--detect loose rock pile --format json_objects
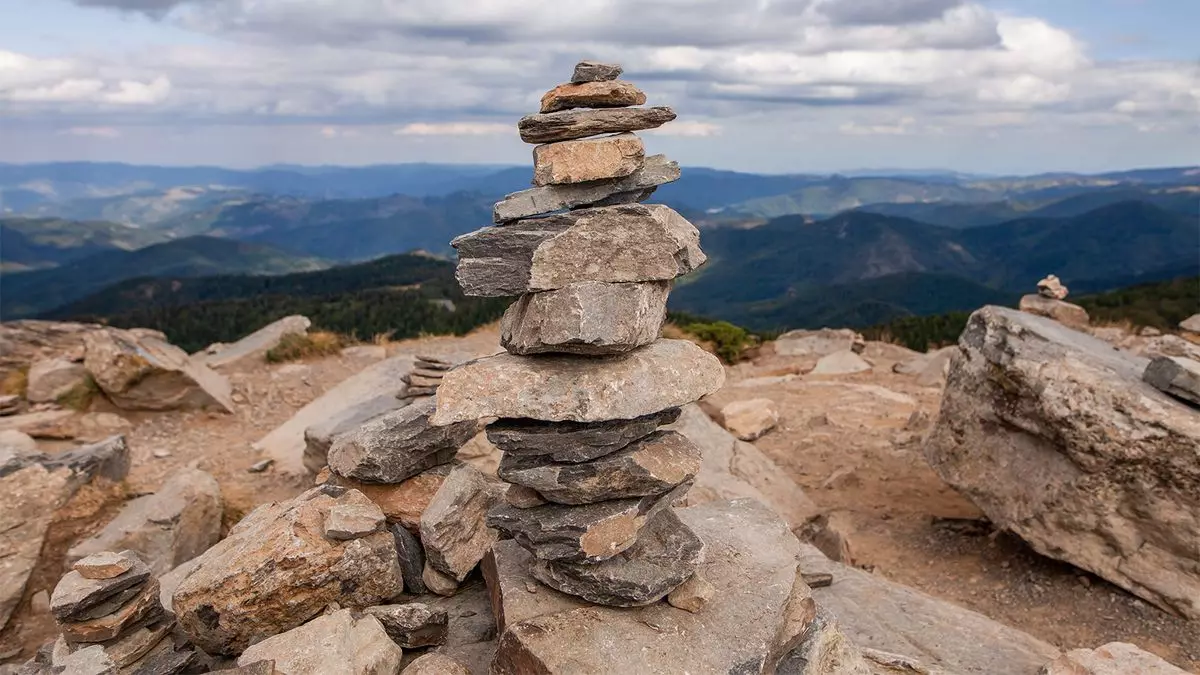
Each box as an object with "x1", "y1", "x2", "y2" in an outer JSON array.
[{"x1": 431, "y1": 61, "x2": 725, "y2": 608}]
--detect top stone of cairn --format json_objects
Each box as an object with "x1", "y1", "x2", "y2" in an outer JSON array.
[{"x1": 572, "y1": 61, "x2": 623, "y2": 83}]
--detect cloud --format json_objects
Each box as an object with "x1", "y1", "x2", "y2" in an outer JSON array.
[
  {"x1": 59, "y1": 126, "x2": 122, "y2": 138},
  {"x1": 815, "y1": 0, "x2": 963, "y2": 25},
  {"x1": 395, "y1": 122, "x2": 512, "y2": 136},
  {"x1": 839, "y1": 116, "x2": 916, "y2": 135},
  {"x1": 70, "y1": 0, "x2": 190, "y2": 16},
  {"x1": 645, "y1": 121, "x2": 723, "y2": 136}
]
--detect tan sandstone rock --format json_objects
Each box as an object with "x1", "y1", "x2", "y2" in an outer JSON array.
[
  {"x1": 83, "y1": 327, "x2": 233, "y2": 412},
  {"x1": 532, "y1": 133, "x2": 645, "y2": 186},
  {"x1": 716, "y1": 398, "x2": 780, "y2": 441},
  {"x1": 1040, "y1": 642, "x2": 1189, "y2": 675},
  {"x1": 539, "y1": 80, "x2": 646, "y2": 114},
  {"x1": 26, "y1": 358, "x2": 90, "y2": 404},
  {"x1": 237, "y1": 609, "x2": 403, "y2": 675},
  {"x1": 1019, "y1": 293, "x2": 1090, "y2": 329}
]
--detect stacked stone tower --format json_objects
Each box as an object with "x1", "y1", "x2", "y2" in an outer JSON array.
[{"x1": 431, "y1": 61, "x2": 725, "y2": 607}]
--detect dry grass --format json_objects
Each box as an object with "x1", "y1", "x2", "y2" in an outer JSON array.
[
  {"x1": 265, "y1": 331, "x2": 345, "y2": 363},
  {"x1": 0, "y1": 368, "x2": 29, "y2": 397}
]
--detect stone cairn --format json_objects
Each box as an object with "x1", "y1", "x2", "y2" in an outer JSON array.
[
  {"x1": 47, "y1": 550, "x2": 194, "y2": 672},
  {"x1": 398, "y1": 354, "x2": 455, "y2": 401},
  {"x1": 430, "y1": 61, "x2": 726, "y2": 607}
]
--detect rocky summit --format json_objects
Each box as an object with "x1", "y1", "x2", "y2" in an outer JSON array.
[{"x1": 431, "y1": 61, "x2": 726, "y2": 611}]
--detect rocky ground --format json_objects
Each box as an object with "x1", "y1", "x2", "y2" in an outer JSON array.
[{"x1": 1, "y1": 317, "x2": 1197, "y2": 672}]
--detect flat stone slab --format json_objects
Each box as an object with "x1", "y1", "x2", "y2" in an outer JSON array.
[
  {"x1": 327, "y1": 398, "x2": 478, "y2": 483},
  {"x1": 51, "y1": 558, "x2": 152, "y2": 623},
  {"x1": 540, "y1": 80, "x2": 646, "y2": 113},
  {"x1": 571, "y1": 61, "x2": 622, "y2": 83},
  {"x1": 201, "y1": 315, "x2": 310, "y2": 369},
  {"x1": 1042, "y1": 642, "x2": 1190, "y2": 675},
  {"x1": 432, "y1": 339, "x2": 724, "y2": 425},
  {"x1": 452, "y1": 204, "x2": 705, "y2": 297},
  {"x1": 797, "y1": 543, "x2": 1060, "y2": 674},
  {"x1": 501, "y1": 281, "x2": 669, "y2": 356},
  {"x1": 519, "y1": 107, "x2": 676, "y2": 144},
  {"x1": 487, "y1": 408, "x2": 680, "y2": 463},
  {"x1": 1143, "y1": 355, "x2": 1200, "y2": 405},
  {"x1": 486, "y1": 484, "x2": 686, "y2": 563},
  {"x1": 488, "y1": 499, "x2": 810, "y2": 674},
  {"x1": 73, "y1": 551, "x2": 137, "y2": 580},
  {"x1": 498, "y1": 430, "x2": 700, "y2": 504},
  {"x1": 303, "y1": 393, "x2": 409, "y2": 474},
  {"x1": 531, "y1": 509, "x2": 703, "y2": 607},
  {"x1": 493, "y1": 155, "x2": 680, "y2": 223},
  {"x1": 533, "y1": 132, "x2": 644, "y2": 186},
  {"x1": 1019, "y1": 293, "x2": 1090, "y2": 329},
  {"x1": 236, "y1": 609, "x2": 403, "y2": 675}
]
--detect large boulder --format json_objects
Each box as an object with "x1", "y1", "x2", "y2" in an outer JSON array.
[
  {"x1": 201, "y1": 315, "x2": 311, "y2": 370},
  {"x1": 431, "y1": 339, "x2": 724, "y2": 425},
  {"x1": 83, "y1": 327, "x2": 233, "y2": 412},
  {"x1": 0, "y1": 436, "x2": 130, "y2": 630},
  {"x1": 172, "y1": 486, "x2": 404, "y2": 654},
  {"x1": 925, "y1": 306, "x2": 1200, "y2": 620},
  {"x1": 236, "y1": 609, "x2": 403, "y2": 675},
  {"x1": 25, "y1": 358, "x2": 90, "y2": 404},
  {"x1": 67, "y1": 467, "x2": 222, "y2": 575},
  {"x1": 0, "y1": 320, "x2": 96, "y2": 378}
]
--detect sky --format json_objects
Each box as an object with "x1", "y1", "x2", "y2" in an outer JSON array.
[{"x1": 0, "y1": 0, "x2": 1197, "y2": 174}]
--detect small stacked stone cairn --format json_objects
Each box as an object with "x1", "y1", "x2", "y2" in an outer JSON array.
[
  {"x1": 430, "y1": 61, "x2": 725, "y2": 607},
  {"x1": 398, "y1": 354, "x2": 454, "y2": 401},
  {"x1": 48, "y1": 550, "x2": 195, "y2": 672},
  {"x1": 1019, "y1": 273, "x2": 1090, "y2": 329}
]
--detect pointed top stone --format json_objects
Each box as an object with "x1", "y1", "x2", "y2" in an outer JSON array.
[{"x1": 572, "y1": 61, "x2": 623, "y2": 83}]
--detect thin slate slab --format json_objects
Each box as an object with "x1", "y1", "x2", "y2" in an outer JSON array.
[
  {"x1": 487, "y1": 408, "x2": 680, "y2": 463},
  {"x1": 51, "y1": 558, "x2": 152, "y2": 622},
  {"x1": 519, "y1": 107, "x2": 675, "y2": 144},
  {"x1": 540, "y1": 80, "x2": 646, "y2": 113},
  {"x1": 532, "y1": 509, "x2": 703, "y2": 607},
  {"x1": 501, "y1": 281, "x2": 669, "y2": 356},
  {"x1": 431, "y1": 339, "x2": 723, "y2": 425},
  {"x1": 493, "y1": 154, "x2": 679, "y2": 223},
  {"x1": 486, "y1": 483, "x2": 687, "y2": 563},
  {"x1": 498, "y1": 430, "x2": 700, "y2": 505},
  {"x1": 327, "y1": 397, "x2": 477, "y2": 483},
  {"x1": 73, "y1": 551, "x2": 137, "y2": 580},
  {"x1": 453, "y1": 203, "x2": 705, "y2": 297}
]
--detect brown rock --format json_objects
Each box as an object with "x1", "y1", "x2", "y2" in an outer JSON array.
[
  {"x1": 501, "y1": 281, "x2": 668, "y2": 356},
  {"x1": 571, "y1": 61, "x2": 623, "y2": 83},
  {"x1": 420, "y1": 464, "x2": 501, "y2": 581},
  {"x1": 236, "y1": 609, "x2": 403, "y2": 675},
  {"x1": 1019, "y1": 294, "x2": 1090, "y2": 329},
  {"x1": 540, "y1": 80, "x2": 646, "y2": 113},
  {"x1": 51, "y1": 556, "x2": 152, "y2": 622},
  {"x1": 171, "y1": 486, "x2": 404, "y2": 655},
  {"x1": 83, "y1": 327, "x2": 233, "y2": 412},
  {"x1": 519, "y1": 107, "x2": 675, "y2": 144},
  {"x1": 60, "y1": 579, "x2": 165, "y2": 643},
  {"x1": 321, "y1": 463, "x2": 451, "y2": 532},
  {"x1": 716, "y1": 398, "x2": 780, "y2": 441},
  {"x1": 98, "y1": 617, "x2": 174, "y2": 667},
  {"x1": 73, "y1": 551, "x2": 136, "y2": 580},
  {"x1": 363, "y1": 603, "x2": 448, "y2": 648},
  {"x1": 422, "y1": 562, "x2": 460, "y2": 597},
  {"x1": 26, "y1": 358, "x2": 89, "y2": 404},
  {"x1": 323, "y1": 502, "x2": 386, "y2": 540},
  {"x1": 532, "y1": 133, "x2": 644, "y2": 186},
  {"x1": 666, "y1": 573, "x2": 715, "y2": 613},
  {"x1": 497, "y1": 430, "x2": 700, "y2": 505},
  {"x1": 1040, "y1": 642, "x2": 1189, "y2": 674},
  {"x1": 504, "y1": 484, "x2": 547, "y2": 508}
]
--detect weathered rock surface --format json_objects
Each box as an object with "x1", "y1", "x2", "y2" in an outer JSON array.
[
  {"x1": 255, "y1": 355, "x2": 416, "y2": 475},
  {"x1": 570, "y1": 61, "x2": 622, "y2": 83},
  {"x1": 26, "y1": 358, "x2": 89, "y2": 404},
  {"x1": 716, "y1": 398, "x2": 780, "y2": 441},
  {"x1": 236, "y1": 609, "x2": 403, "y2": 675},
  {"x1": 51, "y1": 557, "x2": 151, "y2": 623},
  {"x1": 67, "y1": 467, "x2": 222, "y2": 575},
  {"x1": 1037, "y1": 274, "x2": 1069, "y2": 300},
  {"x1": 533, "y1": 132, "x2": 644, "y2": 186},
  {"x1": 540, "y1": 80, "x2": 646, "y2": 113},
  {"x1": 503, "y1": 484, "x2": 547, "y2": 508},
  {"x1": 666, "y1": 572, "x2": 714, "y2": 613},
  {"x1": 60, "y1": 578, "x2": 165, "y2": 643},
  {"x1": 487, "y1": 408, "x2": 679, "y2": 463},
  {"x1": 1143, "y1": 355, "x2": 1200, "y2": 405},
  {"x1": 776, "y1": 603, "x2": 872, "y2": 675},
  {"x1": 669, "y1": 405, "x2": 820, "y2": 528},
  {"x1": 486, "y1": 484, "x2": 686, "y2": 563},
  {"x1": 364, "y1": 603, "x2": 448, "y2": 648},
  {"x1": 452, "y1": 204, "x2": 705, "y2": 297},
  {"x1": 419, "y1": 463, "x2": 501, "y2": 581},
  {"x1": 83, "y1": 327, "x2": 233, "y2": 412},
  {"x1": 493, "y1": 155, "x2": 680, "y2": 222},
  {"x1": 797, "y1": 542, "x2": 1061, "y2": 674},
  {"x1": 774, "y1": 328, "x2": 864, "y2": 357},
  {"x1": 321, "y1": 463, "x2": 451, "y2": 532},
  {"x1": 0, "y1": 436, "x2": 130, "y2": 630},
  {"x1": 1019, "y1": 293, "x2": 1090, "y2": 329},
  {"x1": 201, "y1": 315, "x2": 311, "y2": 370},
  {"x1": 403, "y1": 653, "x2": 469, "y2": 675},
  {"x1": 172, "y1": 486, "x2": 405, "y2": 654},
  {"x1": 501, "y1": 281, "x2": 668, "y2": 356},
  {"x1": 432, "y1": 339, "x2": 723, "y2": 425},
  {"x1": 422, "y1": 562, "x2": 459, "y2": 597},
  {"x1": 303, "y1": 394, "x2": 408, "y2": 474},
  {"x1": 519, "y1": 107, "x2": 675, "y2": 144},
  {"x1": 925, "y1": 306, "x2": 1200, "y2": 620},
  {"x1": 94, "y1": 618, "x2": 174, "y2": 667},
  {"x1": 498, "y1": 430, "x2": 700, "y2": 504},
  {"x1": 489, "y1": 499, "x2": 810, "y2": 674},
  {"x1": 390, "y1": 523, "x2": 426, "y2": 595},
  {"x1": 0, "y1": 320, "x2": 95, "y2": 377},
  {"x1": 1180, "y1": 314, "x2": 1200, "y2": 333},
  {"x1": 0, "y1": 428, "x2": 36, "y2": 454},
  {"x1": 74, "y1": 551, "x2": 137, "y2": 580},
  {"x1": 532, "y1": 510, "x2": 703, "y2": 606},
  {"x1": 1040, "y1": 642, "x2": 1189, "y2": 674},
  {"x1": 327, "y1": 398, "x2": 477, "y2": 483},
  {"x1": 810, "y1": 350, "x2": 871, "y2": 375},
  {"x1": 324, "y1": 503, "x2": 386, "y2": 540}
]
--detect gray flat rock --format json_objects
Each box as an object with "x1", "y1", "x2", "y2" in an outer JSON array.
[
  {"x1": 452, "y1": 204, "x2": 705, "y2": 297},
  {"x1": 571, "y1": 61, "x2": 622, "y2": 83},
  {"x1": 500, "y1": 281, "x2": 668, "y2": 356},
  {"x1": 327, "y1": 397, "x2": 477, "y2": 483},
  {"x1": 431, "y1": 339, "x2": 724, "y2": 425},
  {"x1": 302, "y1": 393, "x2": 409, "y2": 474},
  {"x1": 486, "y1": 483, "x2": 687, "y2": 563},
  {"x1": 486, "y1": 408, "x2": 680, "y2": 463},
  {"x1": 493, "y1": 155, "x2": 679, "y2": 223},
  {"x1": 498, "y1": 430, "x2": 700, "y2": 504},
  {"x1": 1143, "y1": 355, "x2": 1200, "y2": 405},
  {"x1": 531, "y1": 509, "x2": 703, "y2": 607},
  {"x1": 519, "y1": 107, "x2": 675, "y2": 144}
]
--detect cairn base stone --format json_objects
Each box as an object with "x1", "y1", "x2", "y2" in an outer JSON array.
[{"x1": 531, "y1": 510, "x2": 703, "y2": 607}]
